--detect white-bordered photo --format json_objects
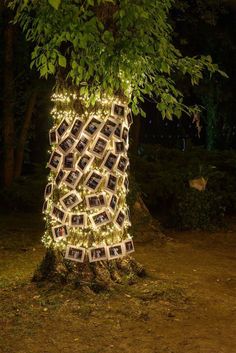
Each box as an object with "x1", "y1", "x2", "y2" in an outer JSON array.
[
  {"x1": 101, "y1": 152, "x2": 118, "y2": 172},
  {"x1": 65, "y1": 245, "x2": 85, "y2": 263},
  {"x1": 126, "y1": 110, "x2": 133, "y2": 127},
  {"x1": 55, "y1": 169, "x2": 66, "y2": 187},
  {"x1": 88, "y1": 245, "x2": 108, "y2": 262},
  {"x1": 51, "y1": 204, "x2": 67, "y2": 223},
  {"x1": 115, "y1": 155, "x2": 128, "y2": 175},
  {"x1": 64, "y1": 170, "x2": 82, "y2": 189},
  {"x1": 77, "y1": 152, "x2": 94, "y2": 173},
  {"x1": 122, "y1": 126, "x2": 129, "y2": 144},
  {"x1": 75, "y1": 134, "x2": 90, "y2": 154},
  {"x1": 123, "y1": 238, "x2": 135, "y2": 254},
  {"x1": 58, "y1": 135, "x2": 76, "y2": 154},
  {"x1": 100, "y1": 117, "x2": 117, "y2": 139},
  {"x1": 107, "y1": 243, "x2": 124, "y2": 260},
  {"x1": 85, "y1": 192, "x2": 106, "y2": 209},
  {"x1": 91, "y1": 136, "x2": 108, "y2": 159},
  {"x1": 123, "y1": 176, "x2": 129, "y2": 191},
  {"x1": 108, "y1": 194, "x2": 118, "y2": 213},
  {"x1": 42, "y1": 200, "x2": 48, "y2": 214},
  {"x1": 48, "y1": 150, "x2": 62, "y2": 171},
  {"x1": 63, "y1": 152, "x2": 75, "y2": 170},
  {"x1": 111, "y1": 102, "x2": 127, "y2": 119},
  {"x1": 114, "y1": 141, "x2": 125, "y2": 154},
  {"x1": 84, "y1": 171, "x2": 103, "y2": 192},
  {"x1": 44, "y1": 182, "x2": 53, "y2": 199},
  {"x1": 69, "y1": 213, "x2": 87, "y2": 228},
  {"x1": 84, "y1": 116, "x2": 103, "y2": 138},
  {"x1": 60, "y1": 191, "x2": 82, "y2": 210},
  {"x1": 70, "y1": 118, "x2": 84, "y2": 139},
  {"x1": 114, "y1": 209, "x2": 126, "y2": 229},
  {"x1": 114, "y1": 123, "x2": 122, "y2": 139},
  {"x1": 89, "y1": 209, "x2": 111, "y2": 228},
  {"x1": 49, "y1": 128, "x2": 58, "y2": 145},
  {"x1": 105, "y1": 173, "x2": 118, "y2": 194},
  {"x1": 57, "y1": 119, "x2": 70, "y2": 138},
  {"x1": 52, "y1": 224, "x2": 69, "y2": 242}
]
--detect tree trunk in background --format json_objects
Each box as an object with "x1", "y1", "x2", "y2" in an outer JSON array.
[
  {"x1": 14, "y1": 90, "x2": 37, "y2": 178},
  {"x1": 130, "y1": 114, "x2": 141, "y2": 155}
]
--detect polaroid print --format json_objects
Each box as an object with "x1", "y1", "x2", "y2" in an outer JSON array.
[
  {"x1": 126, "y1": 111, "x2": 133, "y2": 127},
  {"x1": 65, "y1": 245, "x2": 85, "y2": 263},
  {"x1": 51, "y1": 205, "x2": 67, "y2": 223},
  {"x1": 88, "y1": 245, "x2": 108, "y2": 262},
  {"x1": 48, "y1": 150, "x2": 62, "y2": 171},
  {"x1": 100, "y1": 117, "x2": 117, "y2": 139},
  {"x1": 77, "y1": 152, "x2": 94, "y2": 173},
  {"x1": 105, "y1": 173, "x2": 118, "y2": 194},
  {"x1": 124, "y1": 238, "x2": 135, "y2": 254},
  {"x1": 58, "y1": 135, "x2": 76, "y2": 154},
  {"x1": 91, "y1": 136, "x2": 108, "y2": 159},
  {"x1": 70, "y1": 118, "x2": 84, "y2": 139},
  {"x1": 85, "y1": 192, "x2": 106, "y2": 209},
  {"x1": 90, "y1": 210, "x2": 111, "y2": 228},
  {"x1": 84, "y1": 117, "x2": 103, "y2": 138},
  {"x1": 42, "y1": 200, "x2": 48, "y2": 214},
  {"x1": 116, "y1": 156, "x2": 128, "y2": 174},
  {"x1": 122, "y1": 126, "x2": 129, "y2": 144},
  {"x1": 75, "y1": 134, "x2": 90, "y2": 154},
  {"x1": 44, "y1": 182, "x2": 53, "y2": 199},
  {"x1": 69, "y1": 213, "x2": 87, "y2": 228},
  {"x1": 55, "y1": 169, "x2": 66, "y2": 187},
  {"x1": 57, "y1": 119, "x2": 69, "y2": 138},
  {"x1": 102, "y1": 152, "x2": 118, "y2": 172},
  {"x1": 123, "y1": 176, "x2": 129, "y2": 191},
  {"x1": 63, "y1": 152, "x2": 75, "y2": 170},
  {"x1": 107, "y1": 243, "x2": 124, "y2": 260},
  {"x1": 114, "y1": 141, "x2": 125, "y2": 154},
  {"x1": 52, "y1": 224, "x2": 69, "y2": 242},
  {"x1": 111, "y1": 102, "x2": 127, "y2": 119},
  {"x1": 64, "y1": 170, "x2": 82, "y2": 189},
  {"x1": 108, "y1": 194, "x2": 118, "y2": 213},
  {"x1": 60, "y1": 191, "x2": 82, "y2": 210},
  {"x1": 114, "y1": 209, "x2": 126, "y2": 229},
  {"x1": 114, "y1": 124, "x2": 122, "y2": 139},
  {"x1": 84, "y1": 171, "x2": 103, "y2": 192},
  {"x1": 49, "y1": 128, "x2": 58, "y2": 145}
]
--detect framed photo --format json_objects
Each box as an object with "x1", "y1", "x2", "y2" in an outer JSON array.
[
  {"x1": 100, "y1": 117, "x2": 117, "y2": 139},
  {"x1": 57, "y1": 119, "x2": 70, "y2": 138},
  {"x1": 85, "y1": 192, "x2": 106, "y2": 209},
  {"x1": 122, "y1": 126, "x2": 129, "y2": 144},
  {"x1": 55, "y1": 169, "x2": 66, "y2": 187},
  {"x1": 108, "y1": 194, "x2": 118, "y2": 213},
  {"x1": 49, "y1": 128, "x2": 58, "y2": 145},
  {"x1": 77, "y1": 152, "x2": 94, "y2": 173},
  {"x1": 75, "y1": 134, "x2": 90, "y2": 154},
  {"x1": 126, "y1": 111, "x2": 133, "y2": 126},
  {"x1": 52, "y1": 224, "x2": 69, "y2": 242},
  {"x1": 88, "y1": 245, "x2": 108, "y2": 262},
  {"x1": 89, "y1": 209, "x2": 111, "y2": 228},
  {"x1": 105, "y1": 173, "x2": 118, "y2": 194},
  {"x1": 111, "y1": 102, "x2": 127, "y2": 119},
  {"x1": 91, "y1": 136, "x2": 108, "y2": 159},
  {"x1": 107, "y1": 243, "x2": 124, "y2": 260},
  {"x1": 60, "y1": 191, "x2": 82, "y2": 210},
  {"x1": 84, "y1": 117, "x2": 103, "y2": 138},
  {"x1": 65, "y1": 245, "x2": 85, "y2": 263},
  {"x1": 48, "y1": 150, "x2": 62, "y2": 171},
  {"x1": 58, "y1": 135, "x2": 75, "y2": 154},
  {"x1": 123, "y1": 176, "x2": 129, "y2": 191},
  {"x1": 42, "y1": 200, "x2": 48, "y2": 214},
  {"x1": 102, "y1": 152, "x2": 118, "y2": 172},
  {"x1": 114, "y1": 124, "x2": 122, "y2": 139},
  {"x1": 124, "y1": 238, "x2": 134, "y2": 254},
  {"x1": 63, "y1": 152, "x2": 75, "y2": 170},
  {"x1": 64, "y1": 170, "x2": 82, "y2": 189},
  {"x1": 44, "y1": 182, "x2": 53, "y2": 199},
  {"x1": 70, "y1": 118, "x2": 84, "y2": 139},
  {"x1": 84, "y1": 171, "x2": 103, "y2": 192},
  {"x1": 114, "y1": 141, "x2": 125, "y2": 154},
  {"x1": 51, "y1": 204, "x2": 67, "y2": 223},
  {"x1": 69, "y1": 213, "x2": 87, "y2": 228},
  {"x1": 114, "y1": 209, "x2": 126, "y2": 229},
  {"x1": 116, "y1": 156, "x2": 128, "y2": 174}
]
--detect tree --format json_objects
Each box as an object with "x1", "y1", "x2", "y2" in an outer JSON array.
[{"x1": 8, "y1": 0, "x2": 223, "y2": 289}]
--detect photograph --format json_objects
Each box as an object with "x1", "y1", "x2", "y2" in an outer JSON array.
[
  {"x1": 69, "y1": 213, "x2": 87, "y2": 228},
  {"x1": 42, "y1": 200, "x2": 48, "y2": 214},
  {"x1": 123, "y1": 176, "x2": 129, "y2": 191},
  {"x1": 124, "y1": 238, "x2": 135, "y2": 254},
  {"x1": 49, "y1": 128, "x2": 58, "y2": 145},
  {"x1": 57, "y1": 119, "x2": 70, "y2": 137},
  {"x1": 63, "y1": 152, "x2": 75, "y2": 170},
  {"x1": 51, "y1": 204, "x2": 67, "y2": 223},
  {"x1": 100, "y1": 118, "x2": 117, "y2": 139},
  {"x1": 84, "y1": 171, "x2": 103, "y2": 191},
  {"x1": 122, "y1": 126, "x2": 129, "y2": 144},
  {"x1": 102, "y1": 152, "x2": 118, "y2": 171},
  {"x1": 114, "y1": 123, "x2": 122, "y2": 139},
  {"x1": 126, "y1": 111, "x2": 133, "y2": 126},
  {"x1": 65, "y1": 245, "x2": 85, "y2": 263},
  {"x1": 70, "y1": 118, "x2": 84, "y2": 139},
  {"x1": 48, "y1": 150, "x2": 62, "y2": 171},
  {"x1": 91, "y1": 136, "x2": 108, "y2": 159},
  {"x1": 60, "y1": 191, "x2": 82, "y2": 210},
  {"x1": 105, "y1": 173, "x2": 118, "y2": 193},
  {"x1": 84, "y1": 117, "x2": 103, "y2": 137},
  {"x1": 75, "y1": 134, "x2": 89, "y2": 154},
  {"x1": 90, "y1": 210, "x2": 111, "y2": 228},
  {"x1": 88, "y1": 245, "x2": 108, "y2": 262},
  {"x1": 52, "y1": 224, "x2": 69, "y2": 242},
  {"x1": 44, "y1": 182, "x2": 53, "y2": 199},
  {"x1": 108, "y1": 194, "x2": 118, "y2": 213},
  {"x1": 114, "y1": 141, "x2": 125, "y2": 154},
  {"x1": 111, "y1": 102, "x2": 127, "y2": 119},
  {"x1": 116, "y1": 156, "x2": 128, "y2": 174},
  {"x1": 64, "y1": 170, "x2": 82, "y2": 189},
  {"x1": 114, "y1": 209, "x2": 126, "y2": 229},
  {"x1": 55, "y1": 169, "x2": 66, "y2": 187},
  {"x1": 58, "y1": 135, "x2": 76, "y2": 154},
  {"x1": 77, "y1": 152, "x2": 94, "y2": 173},
  {"x1": 85, "y1": 193, "x2": 106, "y2": 209},
  {"x1": 107, "y1": 243, "x2": 124, "y2": 260}
]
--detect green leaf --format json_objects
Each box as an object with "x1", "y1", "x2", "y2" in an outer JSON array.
[
  {"x1": 48, "y1": 0, "x2": 61, "y2": 10},
  {"x1": 58, "y1": 55, "x2": 67, "y2": 68}
]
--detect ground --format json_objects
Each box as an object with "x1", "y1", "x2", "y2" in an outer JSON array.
[{"x1": 0, "y1": 213, "x2": 235, "y2": 353}]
